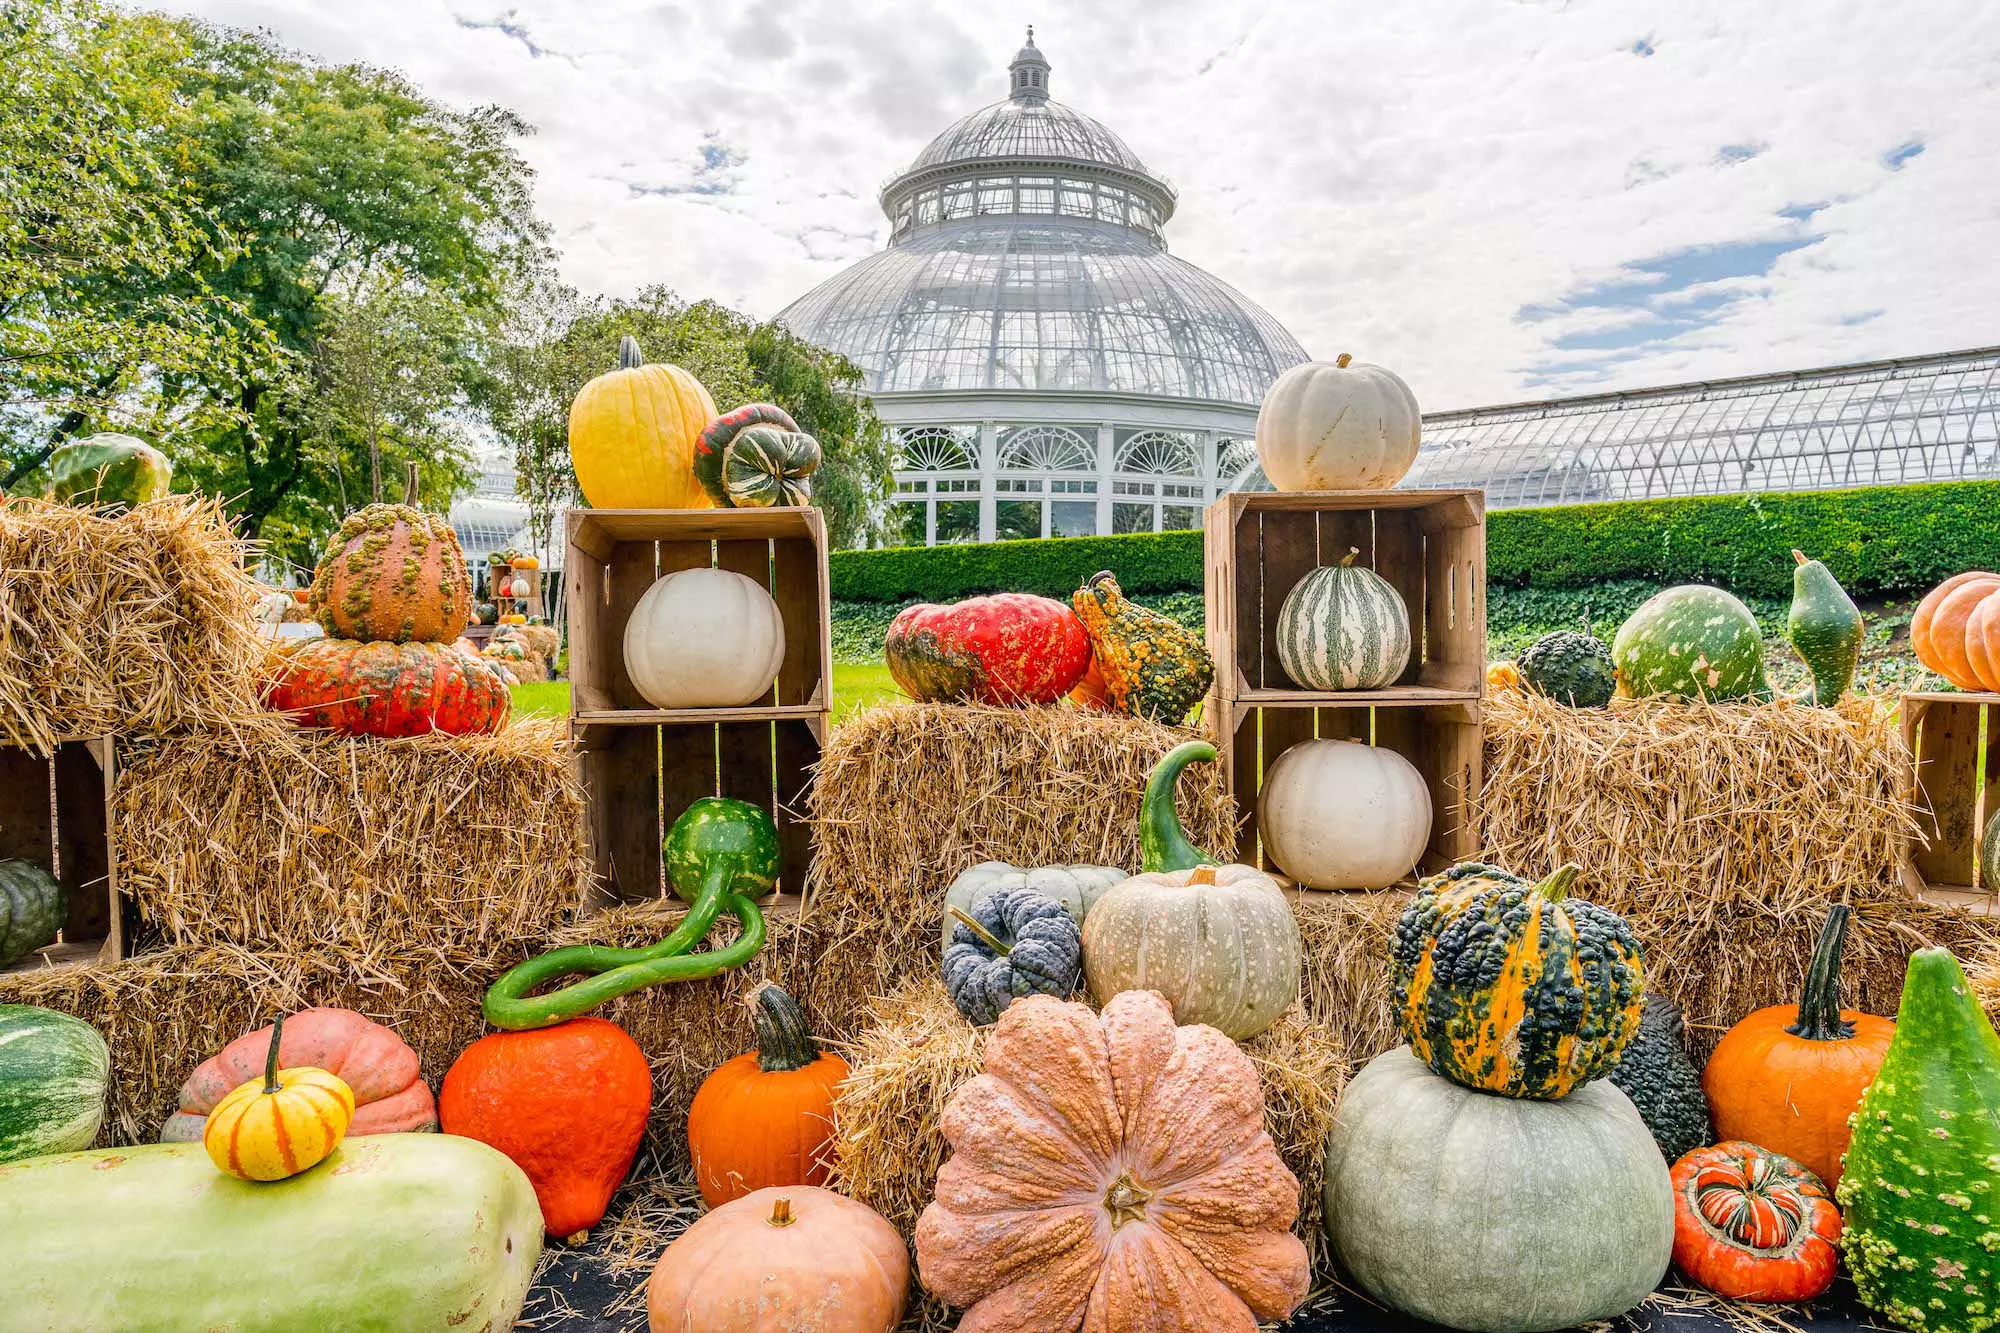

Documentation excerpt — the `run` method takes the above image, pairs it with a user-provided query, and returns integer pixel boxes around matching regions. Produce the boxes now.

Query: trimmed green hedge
[832,481,2000,603]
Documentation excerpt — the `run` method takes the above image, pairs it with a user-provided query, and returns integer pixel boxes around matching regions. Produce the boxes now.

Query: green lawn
[510,662,907,722]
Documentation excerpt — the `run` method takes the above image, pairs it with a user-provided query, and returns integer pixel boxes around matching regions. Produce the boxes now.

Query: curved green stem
[1532,863,1580,904]
[1141,740,1221,873]
[1786,904,1857,1041]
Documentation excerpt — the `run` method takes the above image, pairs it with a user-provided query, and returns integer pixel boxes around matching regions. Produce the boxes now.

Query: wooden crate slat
[1911,699,1985,890]
[1256,510,1318,691]
[604,540,659,710]
[1221,699,1259,865]
[51,741,110,943]
[772,512,829,709]
[0,738,122,971]
[591,726,667,902]
[774,718,821,901]
[716,719,776,824]
[1374,510,1425,687]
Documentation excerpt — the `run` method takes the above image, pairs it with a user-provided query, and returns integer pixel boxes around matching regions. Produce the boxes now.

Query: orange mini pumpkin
[203,1014,356,1182]
[687,982,850,1208]
[1701,905,1893,1191]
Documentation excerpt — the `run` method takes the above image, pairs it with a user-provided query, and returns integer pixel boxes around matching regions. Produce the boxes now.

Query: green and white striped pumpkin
[0,1005,110,1164]
[1276,551,1412,691]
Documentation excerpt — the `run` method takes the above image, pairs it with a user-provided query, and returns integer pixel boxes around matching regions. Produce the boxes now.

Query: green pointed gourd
[1140,740,1221,873]
[483,798,779,1030]
[1788,550,1864,705]
[1836,948,2000,1333]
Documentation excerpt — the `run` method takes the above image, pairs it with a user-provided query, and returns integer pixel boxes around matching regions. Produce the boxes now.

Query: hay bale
[1296,890,1405,1067]
[119,718,591,955]
[828,982,1347,1265]
[0,496,267,751]
[804,702,1236,1034]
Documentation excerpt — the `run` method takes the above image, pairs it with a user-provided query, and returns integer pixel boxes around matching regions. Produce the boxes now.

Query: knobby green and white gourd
[1081,741,1302,1040]
[693,404,822,508]
[1787,550,1864,705]
[0,859,65,968]
[937,861,1124,955]
[483,799,778,1030]
[1612,585,1772,702]
[0,1005,110,1165]
[1275,548,1412,691]
[1518,629,1617,708]
[942,885,1084,1025]
[1606,995,1712,1162]
[1837,948,2000,1333]
[1323,1047,1674,1333]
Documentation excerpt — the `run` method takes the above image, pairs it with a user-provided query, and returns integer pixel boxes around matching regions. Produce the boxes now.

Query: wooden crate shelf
[1901,691,2000,898]
[1204,489,1486,704]
[0,738,123,975]
[567,507,831,906]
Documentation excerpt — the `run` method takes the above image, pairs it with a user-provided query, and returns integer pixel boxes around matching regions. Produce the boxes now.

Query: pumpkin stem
[769,1197,795,1227]
[262,1013,285,1096]
[1103,1172,1153,1229]
[1140,741,1221,874]
[1532,863,1580,903]
[1794,549,1810,566]
[947,903,1012,957]
[1338,547,1360,568]
[617,335,644,370]
[747,981,822,1073]
[1787,904,1857,1041]
[1188,865,1218,886]
[1335,352,1353,369]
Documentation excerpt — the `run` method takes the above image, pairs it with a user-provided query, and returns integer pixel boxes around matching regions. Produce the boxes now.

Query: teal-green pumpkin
[0,1005,110,1165]
[1787,550,1863,705]
[1837,948,2000,1333]
[47,433,173,509]
[1612,585,1771,701]
[0,859,65,968]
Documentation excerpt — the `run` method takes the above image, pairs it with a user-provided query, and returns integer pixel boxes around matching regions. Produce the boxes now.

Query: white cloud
[154,0,2000,410]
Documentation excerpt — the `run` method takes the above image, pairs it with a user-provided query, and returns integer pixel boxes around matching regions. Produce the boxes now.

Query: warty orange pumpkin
[568,335,717,511]
[202,1014,355,1182]
[686,983,849,1208]
[308,503,471,644]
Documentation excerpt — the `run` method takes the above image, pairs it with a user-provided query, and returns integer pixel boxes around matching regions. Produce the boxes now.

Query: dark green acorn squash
[1518,630,1617,708]
[1606,994,1710,1161]
[0,860,65,968]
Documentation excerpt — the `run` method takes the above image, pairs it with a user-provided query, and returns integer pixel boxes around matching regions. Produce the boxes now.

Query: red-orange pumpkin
[308,503,472,643]
[1670,1141,1840,1302]
[264,639,509,738]
[884,593,1090,707]
[439,1017,652,1238]
[686,983,849,1208]
[161,1007,435,1143]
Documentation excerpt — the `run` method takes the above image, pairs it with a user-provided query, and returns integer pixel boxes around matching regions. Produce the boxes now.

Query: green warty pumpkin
[0,860,65,969]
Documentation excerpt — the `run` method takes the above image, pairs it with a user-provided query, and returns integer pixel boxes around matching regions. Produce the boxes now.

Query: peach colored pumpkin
[915,989,1310,1333]
[1968,592,2000,692]
[1911,571,1996,667]
[1924,578,2000,690]
[646,1186,908,1333]
[162,1007,435,1143]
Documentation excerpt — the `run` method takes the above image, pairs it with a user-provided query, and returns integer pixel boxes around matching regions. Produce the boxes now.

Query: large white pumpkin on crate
[1255,354,1421,491]
[623,567,785,709]
[1258,738,1431,889]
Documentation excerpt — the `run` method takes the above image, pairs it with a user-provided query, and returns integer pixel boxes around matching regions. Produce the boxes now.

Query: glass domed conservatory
[776,32,1308,545]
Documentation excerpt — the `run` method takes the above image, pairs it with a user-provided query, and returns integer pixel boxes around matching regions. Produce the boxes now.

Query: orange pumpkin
[916,990,1311,1332]
[1911,571,1996,667]
[1701,905,1893,1191]
[439,1017,653,1238]
[202,1014,356,1182]
[1968,591,2000,691]
[686,983,849,1208]
[647,1186,908,1333]
[1913,575,2000,690]
[308,503,472,644]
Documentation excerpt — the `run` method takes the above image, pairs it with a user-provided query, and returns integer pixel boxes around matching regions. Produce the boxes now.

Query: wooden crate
[1210,695,1482,884]
[0,738,122,973]
[1901,691,2000,903]
[567,508,830,905]
[1204,490,1486,703]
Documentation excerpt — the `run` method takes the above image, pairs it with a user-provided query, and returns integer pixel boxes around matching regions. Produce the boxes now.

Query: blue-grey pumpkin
[942,886,1083,1026]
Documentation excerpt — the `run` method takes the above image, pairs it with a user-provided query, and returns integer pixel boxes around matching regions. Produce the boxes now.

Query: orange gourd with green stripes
[1391,862,1645,1100]
[202,1014,356,1181]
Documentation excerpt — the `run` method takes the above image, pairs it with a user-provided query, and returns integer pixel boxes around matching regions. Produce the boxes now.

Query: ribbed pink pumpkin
[161,1007,437,1143]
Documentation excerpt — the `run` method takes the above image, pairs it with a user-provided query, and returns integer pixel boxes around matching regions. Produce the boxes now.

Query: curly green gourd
[1140,740,1223,873]
[483,798,779,1030]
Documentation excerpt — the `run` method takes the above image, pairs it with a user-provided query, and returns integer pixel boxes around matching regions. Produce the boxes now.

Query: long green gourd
[484,797,779,1030]
[1140,740,1222,873]
[1837,947,2000,1333]
[1787,550,1864,705]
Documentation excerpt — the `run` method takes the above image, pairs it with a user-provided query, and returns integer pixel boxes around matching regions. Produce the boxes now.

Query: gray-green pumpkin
[1518,630,1616,708]
[942,885,1083,1026]
[0,860,65,968]
[47,434,173,510]
[938,861,1124,955]
[1323,1047,1673,1332]
[1276,550,1412,691]
[1612,584,1771,702]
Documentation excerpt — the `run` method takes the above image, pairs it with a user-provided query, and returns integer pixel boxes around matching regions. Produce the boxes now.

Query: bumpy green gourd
[1518,629,1617,708]
[1788,551,1864,705]
[1837,948,2000,1333]
[483,798,777,1030]
[47,433,172,509]
[1606,994,1711,1162]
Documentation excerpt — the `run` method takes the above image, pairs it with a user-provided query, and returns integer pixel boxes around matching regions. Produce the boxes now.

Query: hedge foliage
[831,480,2000,603]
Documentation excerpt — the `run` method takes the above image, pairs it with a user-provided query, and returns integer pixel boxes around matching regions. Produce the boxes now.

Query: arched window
[1216,438,1257,479]
[1116,430,1200,476]
[999,425,1094,472]
[898,426,976,471]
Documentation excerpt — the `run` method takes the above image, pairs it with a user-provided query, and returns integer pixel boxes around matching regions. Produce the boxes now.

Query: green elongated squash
[0,1136,542,1331]
[1612,584,1772,702]
[1837,948,2000,1333]
[1788,550,1864,705]
[0,1005,108,1165]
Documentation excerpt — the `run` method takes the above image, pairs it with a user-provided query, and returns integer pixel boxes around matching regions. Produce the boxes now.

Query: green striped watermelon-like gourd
[1612,584,1772,702]
[0,1005,110,1165]
[1276,549,1412,691]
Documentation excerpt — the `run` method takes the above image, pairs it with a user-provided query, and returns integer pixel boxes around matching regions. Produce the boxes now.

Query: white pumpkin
[938,861,1125,955]
[623,566,786,709]
[1255,354,1421,491]
[1258,739,1430,889]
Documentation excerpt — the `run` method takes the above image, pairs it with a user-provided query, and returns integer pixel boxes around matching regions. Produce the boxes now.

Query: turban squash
[1669,1141,1840,1303]
[915,989,1311,1332]
[694,403,822,508]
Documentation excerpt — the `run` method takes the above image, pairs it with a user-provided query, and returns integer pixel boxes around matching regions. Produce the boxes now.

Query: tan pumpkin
[1254,353,1421,491]
[916,990,1311,1332]
[568,335,717,511]
[647,1186,907,1333]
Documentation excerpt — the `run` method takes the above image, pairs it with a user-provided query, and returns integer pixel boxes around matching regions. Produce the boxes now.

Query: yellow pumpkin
[498,613,528,625]
[511,555,540,571]
[568,336,717,511]
[1487,660,1521,690]
[203,1014,356,1181]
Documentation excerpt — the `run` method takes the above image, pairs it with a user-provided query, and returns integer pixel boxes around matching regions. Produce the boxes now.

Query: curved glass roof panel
[905,99,1152,178]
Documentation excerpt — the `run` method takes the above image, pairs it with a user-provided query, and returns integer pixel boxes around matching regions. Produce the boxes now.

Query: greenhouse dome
[776,30,1308,545]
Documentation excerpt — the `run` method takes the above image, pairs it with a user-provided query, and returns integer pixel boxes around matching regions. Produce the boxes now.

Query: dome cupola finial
[1010,26,1050,103]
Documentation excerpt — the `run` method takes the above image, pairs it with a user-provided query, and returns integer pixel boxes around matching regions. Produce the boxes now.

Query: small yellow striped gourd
[203,1014,356,1181]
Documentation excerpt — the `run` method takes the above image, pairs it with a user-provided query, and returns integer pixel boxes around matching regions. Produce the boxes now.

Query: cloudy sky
[159,0,2000,410]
